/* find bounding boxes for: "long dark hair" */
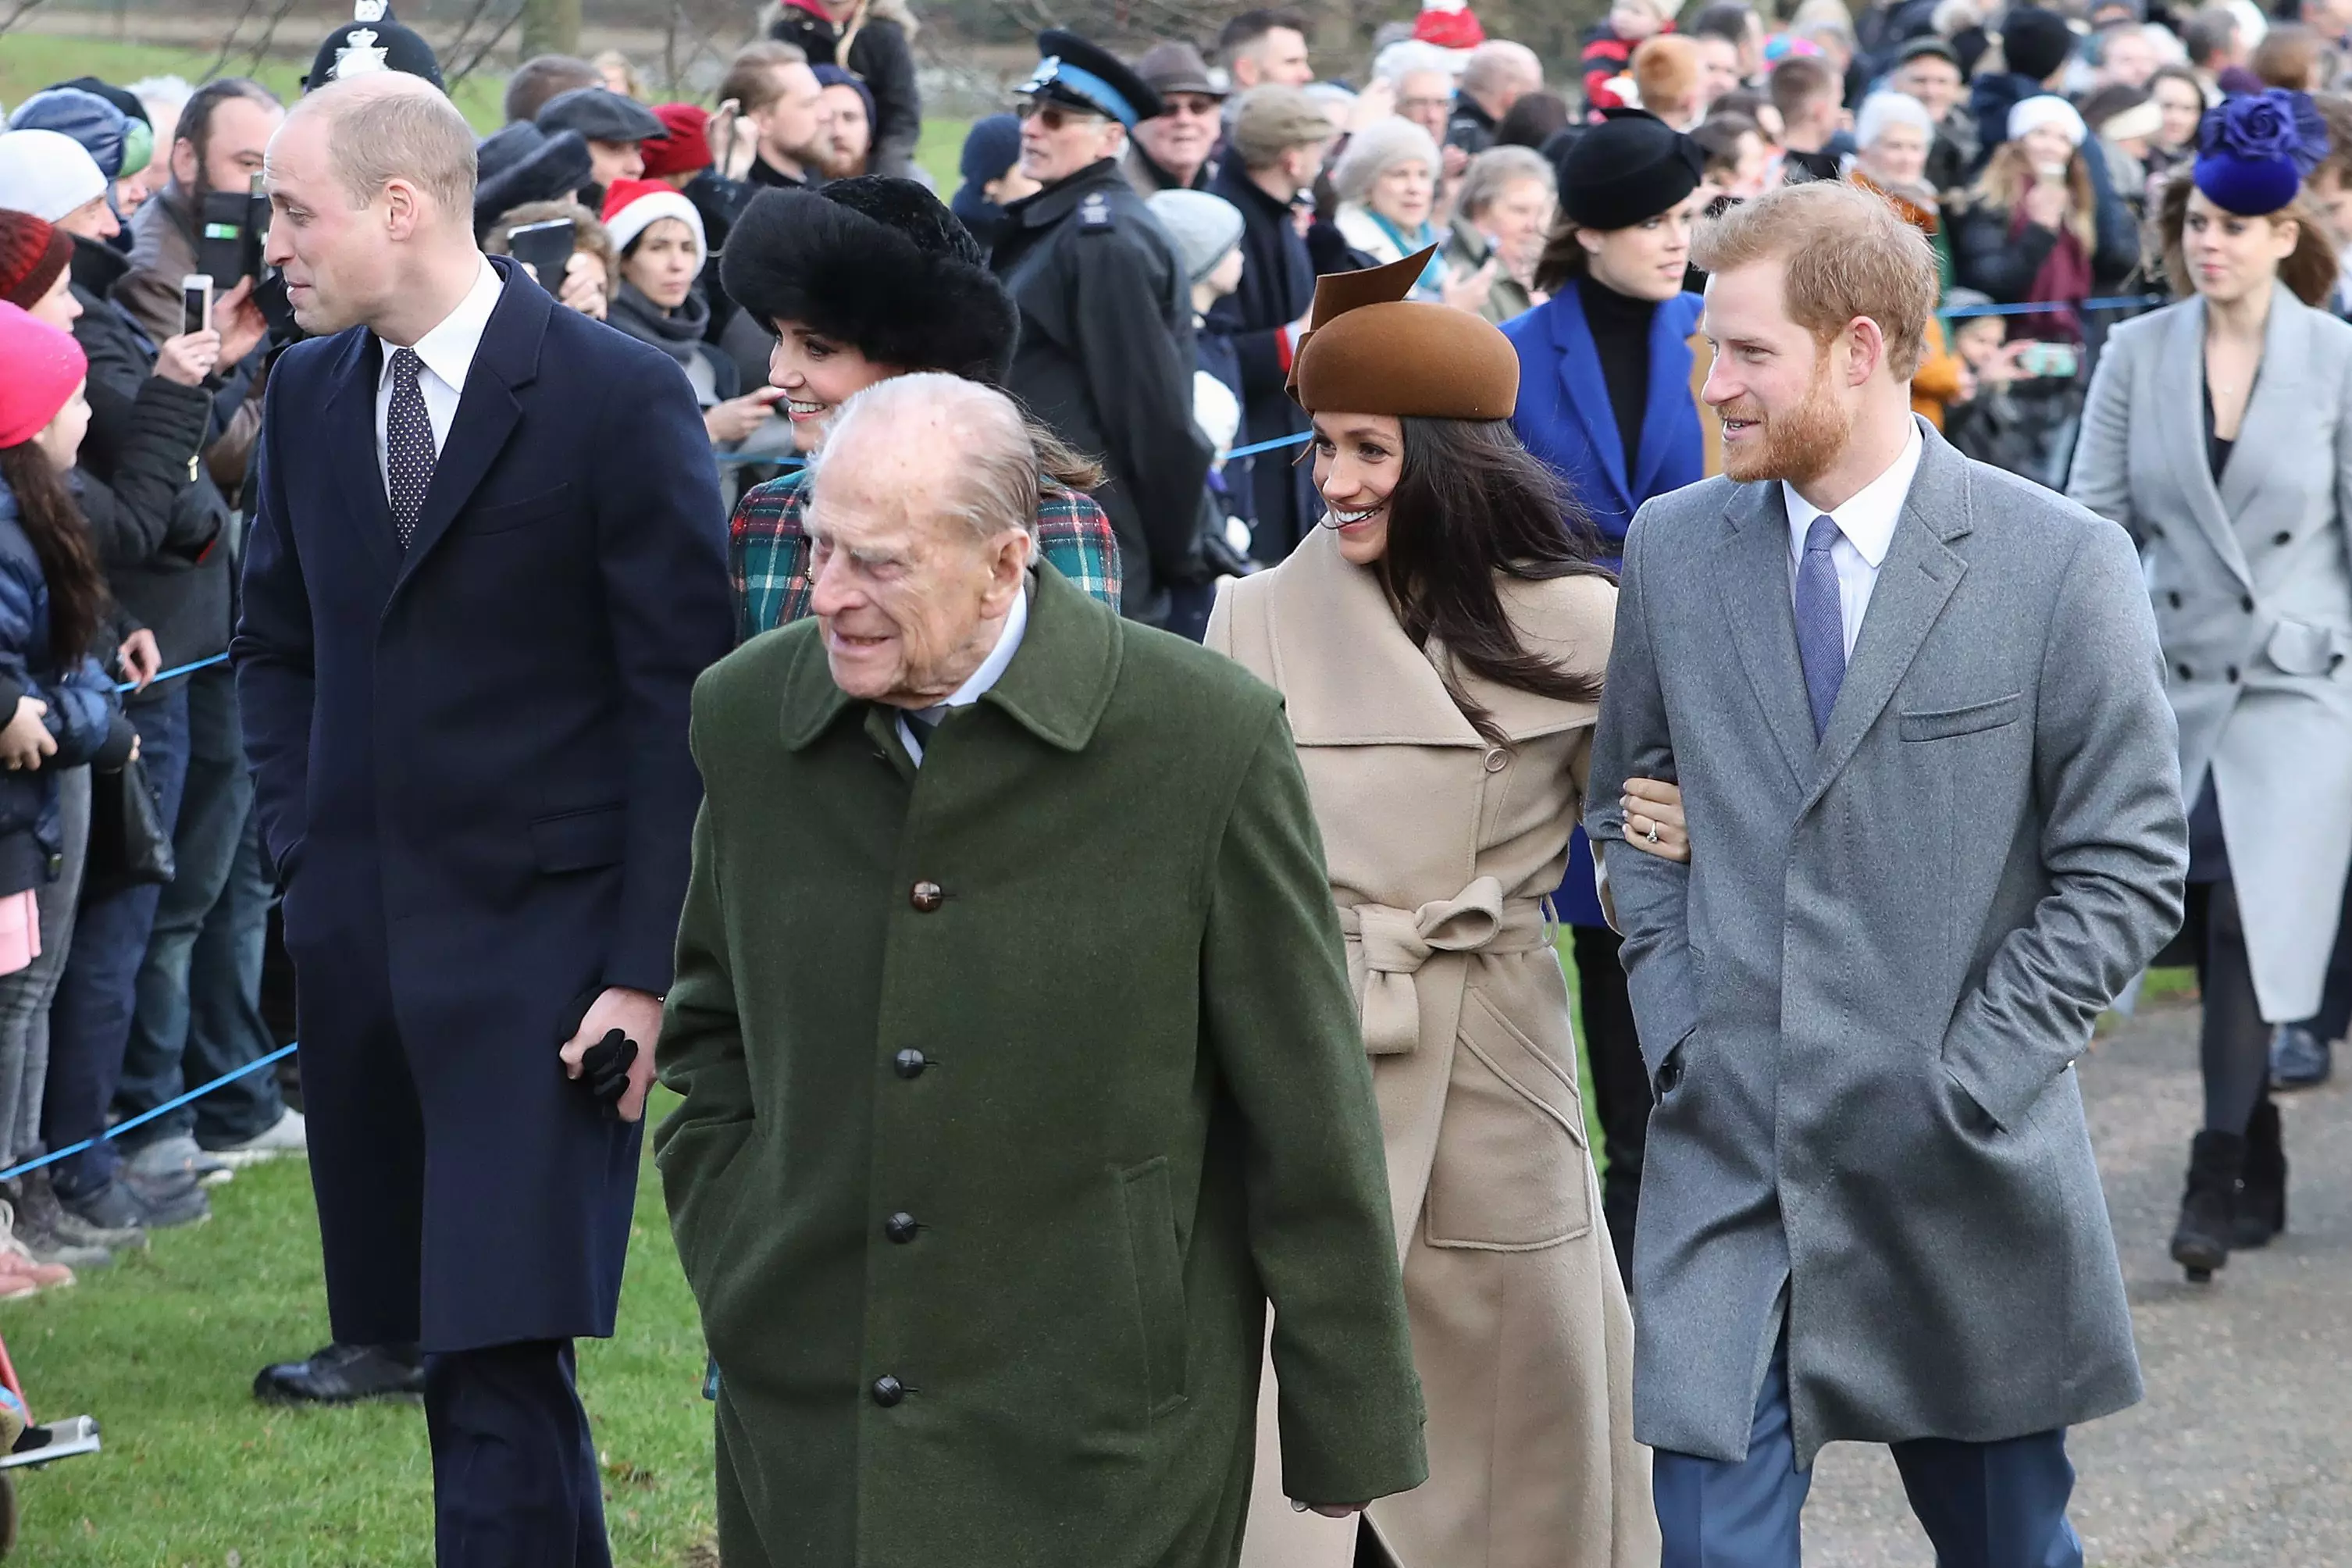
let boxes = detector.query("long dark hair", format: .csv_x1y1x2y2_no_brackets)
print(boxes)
0,442,108,667
1372,416,1613,744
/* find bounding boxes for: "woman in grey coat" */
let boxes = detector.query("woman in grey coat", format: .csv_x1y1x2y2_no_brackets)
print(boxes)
2069,90,2352,1281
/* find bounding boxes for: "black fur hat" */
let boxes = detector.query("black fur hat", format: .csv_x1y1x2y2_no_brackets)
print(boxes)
720,176,1019,386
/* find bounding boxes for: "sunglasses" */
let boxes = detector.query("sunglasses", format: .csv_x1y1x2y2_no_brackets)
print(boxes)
1016,98,1107,130
1162,94,1224,117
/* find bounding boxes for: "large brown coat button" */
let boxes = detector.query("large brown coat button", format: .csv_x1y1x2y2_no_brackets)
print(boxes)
911,880,944,912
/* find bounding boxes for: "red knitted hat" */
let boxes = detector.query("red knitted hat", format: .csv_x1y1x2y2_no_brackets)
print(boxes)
0,301,89,449
0,210,72,312
640,102,713,179
1414,0,1487,51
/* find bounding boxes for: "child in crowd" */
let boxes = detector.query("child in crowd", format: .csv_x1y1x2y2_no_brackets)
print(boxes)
1940,287,2044,475
1148,187,1256,553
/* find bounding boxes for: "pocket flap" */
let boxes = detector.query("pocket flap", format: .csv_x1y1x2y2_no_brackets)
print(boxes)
2265,619,2352,678
467,483,575,536
1899,692,2023,742
529,804,625,873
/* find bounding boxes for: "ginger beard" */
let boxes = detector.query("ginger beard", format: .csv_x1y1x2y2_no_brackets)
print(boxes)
1716,345,1856,488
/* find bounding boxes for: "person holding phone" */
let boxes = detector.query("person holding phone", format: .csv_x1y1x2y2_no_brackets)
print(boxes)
2069,90,2352,1285
1951,95,2140,485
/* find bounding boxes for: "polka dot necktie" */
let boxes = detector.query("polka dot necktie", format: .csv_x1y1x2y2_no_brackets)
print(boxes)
385,347,436,550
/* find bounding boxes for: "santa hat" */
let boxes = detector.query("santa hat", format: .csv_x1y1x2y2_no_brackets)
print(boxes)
0,301,88,450
600,176,707,274
1414,0,1487,52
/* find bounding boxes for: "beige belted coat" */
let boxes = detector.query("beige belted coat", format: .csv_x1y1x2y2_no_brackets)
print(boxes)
1206,527,1655,1568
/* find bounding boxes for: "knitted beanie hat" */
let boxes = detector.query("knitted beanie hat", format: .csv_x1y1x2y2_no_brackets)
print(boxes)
0,210,73,312
0,301,89,449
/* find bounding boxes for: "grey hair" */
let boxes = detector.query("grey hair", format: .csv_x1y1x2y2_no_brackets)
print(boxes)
299,73,476,222
812,373,1040,547
1373,39,1460,85
1456,144,1555,219
1332,116,1443,204
1459,40,1543,99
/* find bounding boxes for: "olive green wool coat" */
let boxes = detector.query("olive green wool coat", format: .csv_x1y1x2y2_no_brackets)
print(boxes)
655,564,1429,1568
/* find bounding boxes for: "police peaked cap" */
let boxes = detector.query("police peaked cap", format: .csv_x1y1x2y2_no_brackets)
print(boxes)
1021,30,1165,127
305,10,446,93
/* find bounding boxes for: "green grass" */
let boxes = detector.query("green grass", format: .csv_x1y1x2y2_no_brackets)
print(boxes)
914,116,973,196
4,1088,716,1566
0,34,507,132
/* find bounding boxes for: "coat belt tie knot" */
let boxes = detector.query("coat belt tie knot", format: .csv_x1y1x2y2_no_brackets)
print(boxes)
1338,878,1551,1055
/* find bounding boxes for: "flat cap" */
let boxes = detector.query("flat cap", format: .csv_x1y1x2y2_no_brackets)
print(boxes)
536,86,665,144
475,127,593,233
1292,247,1519,419
1229,84,1338,166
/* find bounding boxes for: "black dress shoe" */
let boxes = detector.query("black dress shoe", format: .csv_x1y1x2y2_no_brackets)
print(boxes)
254,1342,425,1405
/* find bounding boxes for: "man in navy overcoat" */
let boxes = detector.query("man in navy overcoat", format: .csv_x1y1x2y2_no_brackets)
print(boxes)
234,76,730,1564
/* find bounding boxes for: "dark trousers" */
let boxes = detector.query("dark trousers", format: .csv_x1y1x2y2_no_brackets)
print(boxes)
43,685,191,1198
1654,1344,2084,1568
425,1339,611,1568
1572,925,1651,1285
2297,865,2352,1044
116,665,283,1148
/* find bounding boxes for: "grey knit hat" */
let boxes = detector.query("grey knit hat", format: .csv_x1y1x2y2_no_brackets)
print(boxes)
1148,189,1245,286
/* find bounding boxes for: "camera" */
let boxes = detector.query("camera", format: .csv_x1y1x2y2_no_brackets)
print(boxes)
194,173,270,288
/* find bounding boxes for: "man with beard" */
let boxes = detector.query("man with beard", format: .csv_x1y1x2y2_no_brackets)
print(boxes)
1584,180,2186,1566
115,79,283,364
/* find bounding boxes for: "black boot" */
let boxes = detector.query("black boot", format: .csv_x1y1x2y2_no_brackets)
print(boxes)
2171,1130,2244,1282
2236,1099,2287,1249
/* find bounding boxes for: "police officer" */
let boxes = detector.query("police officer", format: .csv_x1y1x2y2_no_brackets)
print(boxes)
992,30,1220,634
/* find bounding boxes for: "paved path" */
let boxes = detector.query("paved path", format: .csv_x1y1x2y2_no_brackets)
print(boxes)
1802,991,2352,1566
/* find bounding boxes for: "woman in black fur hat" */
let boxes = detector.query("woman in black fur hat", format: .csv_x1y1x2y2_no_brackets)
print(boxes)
722,176,1124,640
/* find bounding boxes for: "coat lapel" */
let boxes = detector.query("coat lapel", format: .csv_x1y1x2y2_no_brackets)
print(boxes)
1267,528,1484,748
2157,295,2258,592
2215,280,2310,533
1630,303,1698,501
1797,426,1971,817
1710,479,1817,789
323,328,402,581
1548,283,1631,513
393,258,547,595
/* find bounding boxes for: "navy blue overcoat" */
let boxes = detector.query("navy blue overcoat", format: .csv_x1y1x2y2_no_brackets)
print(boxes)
234,258,732,1351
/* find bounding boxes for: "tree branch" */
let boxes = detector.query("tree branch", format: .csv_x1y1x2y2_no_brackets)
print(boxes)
206,0,266,81
0,0,52,37
450,7,527,87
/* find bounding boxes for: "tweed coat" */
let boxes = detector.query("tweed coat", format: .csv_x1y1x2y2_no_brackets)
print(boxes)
1585,421,2188,1465
1208,528,1655,1568
2069,283,2352,1021
655,563,1427,1568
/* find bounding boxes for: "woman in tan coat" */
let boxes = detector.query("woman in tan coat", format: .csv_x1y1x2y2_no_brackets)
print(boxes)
1208,251,1655,1568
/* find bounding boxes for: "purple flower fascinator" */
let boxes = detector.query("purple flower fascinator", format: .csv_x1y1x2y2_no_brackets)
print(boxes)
2194,89,2329,217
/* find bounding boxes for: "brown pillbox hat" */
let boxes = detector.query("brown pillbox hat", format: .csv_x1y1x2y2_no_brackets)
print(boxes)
1228,84,1338,169
1291,247,1520,419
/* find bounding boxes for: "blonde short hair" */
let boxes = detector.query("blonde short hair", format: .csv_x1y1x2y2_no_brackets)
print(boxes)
1691,180,1938,379
301,73,476,223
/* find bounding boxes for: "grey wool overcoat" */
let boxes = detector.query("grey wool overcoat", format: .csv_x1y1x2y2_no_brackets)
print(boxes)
2069,283,2352,1021
1584,420,2189,1466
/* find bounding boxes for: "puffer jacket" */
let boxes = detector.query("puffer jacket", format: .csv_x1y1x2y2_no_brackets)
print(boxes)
0,469,134,897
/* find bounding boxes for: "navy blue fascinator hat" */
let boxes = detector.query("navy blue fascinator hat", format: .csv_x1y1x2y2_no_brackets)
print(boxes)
2195,90,2329,217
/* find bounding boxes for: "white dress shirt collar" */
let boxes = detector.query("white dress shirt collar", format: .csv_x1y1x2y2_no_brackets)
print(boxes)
376,253,504,406
900,583,1030,765
1780,418,1924,572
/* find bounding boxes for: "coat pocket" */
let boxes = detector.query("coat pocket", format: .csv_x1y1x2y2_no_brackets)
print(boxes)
1117,1156,1189,1417
465,483,575,536
1424,990,1593,1250
2265,618,2352,679
529,804,625,873
1898,692,2023,741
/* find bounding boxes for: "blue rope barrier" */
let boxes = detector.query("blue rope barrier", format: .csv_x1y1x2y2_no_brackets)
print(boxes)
0,1042,298,1185
1223,431,1314,461
116,651,230,695
1942,294,2165,319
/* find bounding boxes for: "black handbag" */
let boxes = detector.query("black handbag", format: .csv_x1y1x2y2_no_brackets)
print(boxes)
84,754,176,899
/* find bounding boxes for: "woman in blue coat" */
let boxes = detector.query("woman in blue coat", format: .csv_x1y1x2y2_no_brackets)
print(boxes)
1503,110,1710,1284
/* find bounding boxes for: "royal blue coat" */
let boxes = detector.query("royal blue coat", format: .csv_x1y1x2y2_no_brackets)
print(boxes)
234,259,732,1352
1505,281,1708,925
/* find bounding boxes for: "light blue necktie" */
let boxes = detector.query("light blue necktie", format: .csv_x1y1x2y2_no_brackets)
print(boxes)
1794,513,1845,740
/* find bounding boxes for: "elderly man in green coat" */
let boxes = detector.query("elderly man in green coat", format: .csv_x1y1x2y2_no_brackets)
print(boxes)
656,372,1428,1568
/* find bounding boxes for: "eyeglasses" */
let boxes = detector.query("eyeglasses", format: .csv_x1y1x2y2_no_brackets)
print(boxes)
1397,95,1452,114
1161,94,1224,117
1016,98,1105,130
